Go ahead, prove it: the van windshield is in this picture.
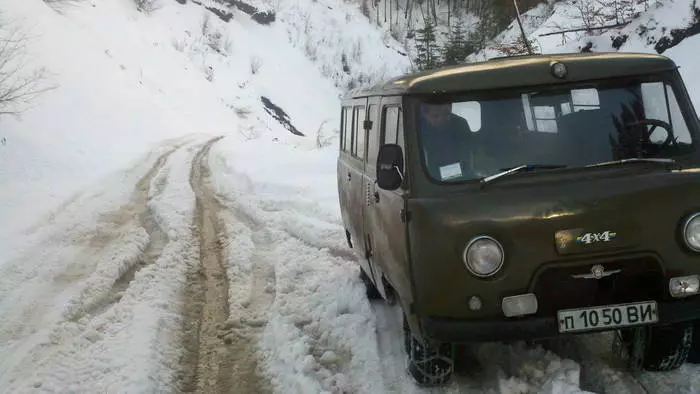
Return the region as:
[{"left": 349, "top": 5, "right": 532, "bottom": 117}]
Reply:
[{"left": 416, "top": 76, "right": 698, "bottom": 183}]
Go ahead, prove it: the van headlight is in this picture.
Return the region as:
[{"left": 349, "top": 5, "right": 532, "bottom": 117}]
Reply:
[
  {"left": 463, "top": 236, "right": 504, "bottom": 277},
  {"left": 683, "top": 213, "right": 700, "bottom": 252}
]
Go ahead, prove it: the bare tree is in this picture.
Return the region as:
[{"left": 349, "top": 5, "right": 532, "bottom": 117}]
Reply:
[
  {"left": 574, "top": 0, "right": 606, "bottom": 30},
  {"left": 0, "top": 18, "right": 51, "bottom": 117}
]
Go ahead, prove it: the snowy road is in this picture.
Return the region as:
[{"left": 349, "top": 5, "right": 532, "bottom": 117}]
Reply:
[{"left": 2, "top": 136, "right": 700, "bottom": 393}]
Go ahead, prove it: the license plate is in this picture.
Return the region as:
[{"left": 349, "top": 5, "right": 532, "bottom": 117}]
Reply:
[{"left": 557, "top": 301, "right": 658, "bottom": 333}]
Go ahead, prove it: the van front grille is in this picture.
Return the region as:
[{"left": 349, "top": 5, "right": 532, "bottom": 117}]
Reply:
[{"left": 530, "top": 257, "right": 665, "bottom": 316}]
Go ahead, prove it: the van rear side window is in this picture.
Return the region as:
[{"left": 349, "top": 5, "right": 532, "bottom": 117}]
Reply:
[
  {"left": 342, "top": 107, "right": 352, "bottom": 152},
  {"left": 353, "top": 106, "right": 366, "bottom": 159}
]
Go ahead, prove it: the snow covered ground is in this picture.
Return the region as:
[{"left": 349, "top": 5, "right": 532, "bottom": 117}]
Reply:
[{"left": 2, "top": 0, "right": 700, "bottom": 392}]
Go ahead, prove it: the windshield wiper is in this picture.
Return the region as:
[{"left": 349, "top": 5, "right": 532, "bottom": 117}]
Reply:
[
  {"left": 480, "top": 164, "right": 567, "bottom": 187},
  {"left": 585, "top": 158, "right": 680, "bottom": 169}
]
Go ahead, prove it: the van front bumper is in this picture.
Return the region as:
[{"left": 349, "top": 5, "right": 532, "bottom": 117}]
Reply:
[{"left": 421, "top": 296, "right": 700, "bottom": 343}]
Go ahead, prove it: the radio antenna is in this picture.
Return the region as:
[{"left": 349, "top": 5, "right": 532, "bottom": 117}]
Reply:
[{"left": 513, "top": 0, "right": 534, "bottom": 55}]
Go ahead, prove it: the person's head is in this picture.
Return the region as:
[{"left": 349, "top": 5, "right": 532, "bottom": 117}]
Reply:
[{"left": 421, "top": 102, "right": 452, "bottom": 128}]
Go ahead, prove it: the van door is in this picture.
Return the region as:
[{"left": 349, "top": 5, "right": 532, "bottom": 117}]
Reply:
[
  {"left": 337, "top": 105, "right": 354, "bottom": 247},
  {"left": 363, "top": 96, "right": 410, "bottom": 301},
  {"left": 339, "top": 99, "right": 369, "bottom": 268},
  {"left": 360, "top": 97, "right": 380, "bottom": 282}
]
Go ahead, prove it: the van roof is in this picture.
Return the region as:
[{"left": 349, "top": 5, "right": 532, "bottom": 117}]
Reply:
[{"left": 345, "top": 52, "right": 678, "bottom": 98}]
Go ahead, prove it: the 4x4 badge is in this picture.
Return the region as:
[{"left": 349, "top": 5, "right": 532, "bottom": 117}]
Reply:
[
  {"left": 576, "top": 230, "right": 617, "bottom": 244},
  {"left": 571, "top": 264, "right": 621, "bottom": 280}
]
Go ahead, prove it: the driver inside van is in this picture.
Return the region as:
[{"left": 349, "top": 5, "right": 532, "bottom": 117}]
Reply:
[{"left": 419, "top": 102, "right": 474, "bottom": 181}]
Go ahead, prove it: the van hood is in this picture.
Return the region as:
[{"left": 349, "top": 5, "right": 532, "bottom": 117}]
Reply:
[
  {"left": 415, "top": 167, "right": 700, "bottom": 255},
  {"left": 407, "top": 168, "right": 700, "bottom": 317}
]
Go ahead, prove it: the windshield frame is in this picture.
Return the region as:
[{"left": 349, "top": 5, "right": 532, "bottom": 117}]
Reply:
[{"left": 409, "top": 70, "right": 700, "bottom": 186}]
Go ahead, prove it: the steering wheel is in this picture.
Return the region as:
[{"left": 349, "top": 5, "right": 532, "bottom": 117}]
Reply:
[{"left": 624, "top": 119, "right": 677, "bottom": 149}]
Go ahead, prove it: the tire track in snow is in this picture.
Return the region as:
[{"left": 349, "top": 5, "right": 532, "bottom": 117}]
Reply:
[
  {"left": 219, "top": 217, "right": 277, "bottom": 391},
  {"left": 68, "top": 146, "right": 178, "bottom": 321},
  {"left": 181, "top": 136, "right": 272, "bottom": 393},
  {"left": 0, "top": 144, "right": 183, "bottom": 342},
  {"left": 0, "top": 140, "right": 196, "bottom": 391},
  {"left": 215, "top": 200, "right": 386, "bottom": 393}
]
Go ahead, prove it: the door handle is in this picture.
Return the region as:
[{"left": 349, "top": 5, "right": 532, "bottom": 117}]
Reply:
[
  {"left": 374, "top": 191, "right": 380, "bottom": 203},
  {"left": 347, "top": 172, "right": 352, "bottom": 181}
]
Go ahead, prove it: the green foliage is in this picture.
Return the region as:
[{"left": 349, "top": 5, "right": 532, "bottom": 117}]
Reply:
[
  {"left": 413, "top": 20, "right": 442, "bottom": 71},
  {"left": 443, "top": 21, "right": 474, "bottom": 66}
]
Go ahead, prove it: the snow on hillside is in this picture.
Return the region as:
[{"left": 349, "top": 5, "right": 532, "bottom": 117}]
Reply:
[
  {"left": 475, "top": 0, "right": 700, "bottom": 109},
  {"left": 274, "top": 0, "right": 412, "bottom": 90}
]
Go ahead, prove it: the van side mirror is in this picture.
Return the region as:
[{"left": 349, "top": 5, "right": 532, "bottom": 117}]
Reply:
[{"left": 377, "top": 144, "right": 404, "bottom": 190}]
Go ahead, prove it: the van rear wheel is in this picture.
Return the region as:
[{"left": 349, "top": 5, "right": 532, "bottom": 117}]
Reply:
[
  {"left": 402, "top": 314, "right": 455, "bottom": 386},
  {"left": 623, "top": 322, "right": 693, "bottom": 371}
]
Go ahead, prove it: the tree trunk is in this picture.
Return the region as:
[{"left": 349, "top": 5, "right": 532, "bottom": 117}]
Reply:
[
  {"left": 447, "top": 0, "right": 451, "bottom": 27},
  {"left": 390, "top": 0, "right": 393, "bottom": 26},
  {"left": 376, "top": 0, "right": 380, "bottom": 24}
]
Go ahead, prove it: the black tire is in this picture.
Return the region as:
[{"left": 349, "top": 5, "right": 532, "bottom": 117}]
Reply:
[
  {"left": 360, "top": 269, "right": 382, "bottom": 300},
  {"left": 403, "top": 314, "right": 455, "bottom": 386},
  {"left": 624, "top": 322, "right": 693, "bottom": 371},
  {"left": 686, "top": 321, "right": 700, "bottom": 364}
]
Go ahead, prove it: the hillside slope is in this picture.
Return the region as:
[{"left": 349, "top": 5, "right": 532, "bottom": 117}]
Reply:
[{"left": 0, "top": 0, "right": 410, "bottom": 242}]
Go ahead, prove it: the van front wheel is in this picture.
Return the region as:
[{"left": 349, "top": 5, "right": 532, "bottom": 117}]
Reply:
[
  {"left": 685, "top": 320, "right": 700, "bottom": 364},
  {"left": 403, "top": 315, "right": 455, "bottom": 386},
  {"left": 359, "top": 269, "right": 382, "bottom": 300},
  {"left": 623, "top": 322, "right": 693, "bottom": 371}
]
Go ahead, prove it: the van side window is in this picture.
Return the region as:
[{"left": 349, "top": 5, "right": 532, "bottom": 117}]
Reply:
[
  {"left": 366, "top": 104, "right": 379, "bottom": 162},
  {"left": 353, "top": 106, "right": 366, "bottom": 159},
  {"left": 383, "top": 106, "right": 399, "bottom": 145},
  {"left": 397, "top": 107, "right": 404, "bottom": 150},
  {"left": 343, "top": 106, "right": 352, "bottom": 152},
  {"left": 340, "top": 107, "right": 347, "bottom": 151}
]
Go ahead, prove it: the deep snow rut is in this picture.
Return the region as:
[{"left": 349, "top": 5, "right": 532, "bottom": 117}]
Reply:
[{"left": 182, "top": 136, "right": 271, "bottom": 393}]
